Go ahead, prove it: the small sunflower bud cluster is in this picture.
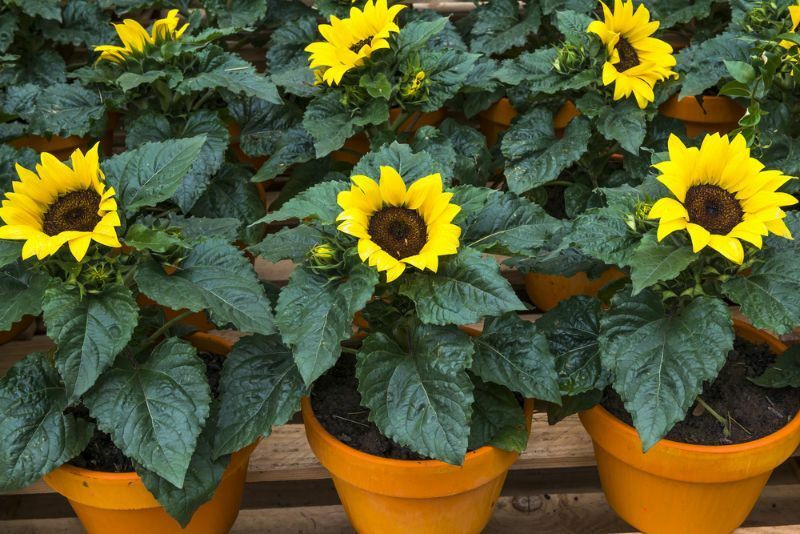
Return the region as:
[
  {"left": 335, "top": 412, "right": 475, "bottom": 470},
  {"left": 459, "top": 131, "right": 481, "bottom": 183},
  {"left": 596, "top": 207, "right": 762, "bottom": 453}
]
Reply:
[
  {"left": 625, "top": 201, "right": 654, "bottom": 232},
  {"left": 554, "top": 42, "right": 589, "bottom": 75}
]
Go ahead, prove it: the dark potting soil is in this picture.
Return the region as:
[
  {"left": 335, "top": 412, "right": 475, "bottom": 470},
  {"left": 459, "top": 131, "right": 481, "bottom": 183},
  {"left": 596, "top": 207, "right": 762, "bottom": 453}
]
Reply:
[
  {"left": 602, "top": 338, "right": 800, "bottom": 445},
  {"left": 69, "top": 351, "right": 225, "bottom": 473},
  {"left": 310, "top": 356, "right": 426, "bottom": 460}
]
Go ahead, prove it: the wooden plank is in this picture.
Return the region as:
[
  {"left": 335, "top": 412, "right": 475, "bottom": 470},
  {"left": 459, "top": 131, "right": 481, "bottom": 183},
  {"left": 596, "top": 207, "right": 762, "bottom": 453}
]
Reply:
[{"left": 4, "top": 486, "right": 799, "bottom": 533}]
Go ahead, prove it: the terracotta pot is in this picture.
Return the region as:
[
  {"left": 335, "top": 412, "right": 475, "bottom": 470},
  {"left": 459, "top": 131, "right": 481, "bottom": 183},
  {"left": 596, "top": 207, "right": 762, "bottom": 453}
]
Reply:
[
  {"left": 0, "top": 315, "right": 34, "bottom": 345},
  {"left": 659, "top": 95, "right": 745, "bottom": 137},
  {"left": 525, "top": 267, "right": 626, "bottom": 312},
  {"left": 579, "top": 320, "right": 800, "bottom": 534},
  {"left": 10, "top": 135, "right": 91, "bottom": 161},
  {"left": 43, "top": 332, "right": 257, "bottom": 534},
  {"left": 302, "top": 395, "right": 533, "bottom": 534},
  {"left": 332, "top": 108, "right": 447, "bottom": 165},
  {"left": 9, "top": 113, "right": 117, "bottom": 160}
]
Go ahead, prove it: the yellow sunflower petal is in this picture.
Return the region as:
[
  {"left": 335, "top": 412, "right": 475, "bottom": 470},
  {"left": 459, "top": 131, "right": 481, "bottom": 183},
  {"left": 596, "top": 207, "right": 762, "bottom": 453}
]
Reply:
[
  {"left": 685, "top": 223, "right": 711, "bottom": 252},
  {"left": 379, "top": 166, "right": 407, "bottom": 207},
  {"left": 648, "top": 197, "right": 688, "bottom": 221},
  {"left": 708, "top": 235, "right": 744, "bottom": 264},
  {"left": 656, "top": 218, "right": 687, "bottom": 241}
]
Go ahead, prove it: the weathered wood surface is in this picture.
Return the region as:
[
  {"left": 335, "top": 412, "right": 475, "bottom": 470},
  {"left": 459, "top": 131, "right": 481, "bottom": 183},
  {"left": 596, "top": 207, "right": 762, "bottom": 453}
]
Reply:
[{"left": 3, "top": 487, "right": 800, "bottom": 533}]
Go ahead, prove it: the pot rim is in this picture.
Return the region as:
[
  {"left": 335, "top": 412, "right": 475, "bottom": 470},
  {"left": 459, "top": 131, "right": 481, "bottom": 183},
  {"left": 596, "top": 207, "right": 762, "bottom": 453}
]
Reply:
[
  {"left": 585, "top": 318, "right": 799, "bottom": 454},
  {"left": 301, "top": 395, "right": 534, "bottom": 469},
  {"left": 53, "top": 331, "right": 237, "bottom": 481}
]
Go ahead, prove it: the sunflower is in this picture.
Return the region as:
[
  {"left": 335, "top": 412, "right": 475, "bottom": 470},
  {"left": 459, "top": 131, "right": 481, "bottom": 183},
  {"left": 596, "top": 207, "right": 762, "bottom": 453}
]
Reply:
[
  {"left": 336, "top": 167, "right": 461, "bottom": 282},
  {"left": 305, "top": 0, "right": 405, "bottom": 86},
  {"left": 95, "top": 9, "right": 188, "bottom": 64},
  {"left": 648, "top": 133, "right": 796, "bottom": 264},
  {"left": 0, "top": 143, "right": 122, "bottom": 262},
  {"left": 780, "top": 2, "right": 800, "bottom": 49},
  {"left": 588, "top": 0, "right": 678, "bottom": 109}
]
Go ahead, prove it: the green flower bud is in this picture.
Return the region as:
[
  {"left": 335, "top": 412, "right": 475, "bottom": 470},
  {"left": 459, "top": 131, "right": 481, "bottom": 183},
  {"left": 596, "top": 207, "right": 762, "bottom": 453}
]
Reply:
[{"left": 554, "top": 42, "right": 589, "bottom": 74}]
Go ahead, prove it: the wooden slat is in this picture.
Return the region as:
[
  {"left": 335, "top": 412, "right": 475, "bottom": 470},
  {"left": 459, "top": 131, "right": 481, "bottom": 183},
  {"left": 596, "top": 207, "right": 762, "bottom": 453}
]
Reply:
[{"left": 4, "top": 486, "right": 800, "bottom": 534}]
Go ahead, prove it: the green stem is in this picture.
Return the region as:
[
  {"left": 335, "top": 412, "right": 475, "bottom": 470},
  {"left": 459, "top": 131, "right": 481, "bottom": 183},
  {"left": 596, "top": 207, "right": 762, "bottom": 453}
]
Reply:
[
  {"left": 147, "top": 310, "right": 195, "bottom": 343},
  {"left": 341, "top": 346, "right": 359, "bottom": 355},
  {"left": 545, "top": 180, "right": 574, "bottom": 187},
  {"left": 696, "top": 396, "right": 731, "bottom": 437}
]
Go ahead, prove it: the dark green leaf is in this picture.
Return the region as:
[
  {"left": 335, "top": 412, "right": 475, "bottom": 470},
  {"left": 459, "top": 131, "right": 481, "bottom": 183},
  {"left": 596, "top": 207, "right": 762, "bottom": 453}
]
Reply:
[
  {"left": 600, "top": 290, "right": 733, "bottom": 450},
  {"left": 396, "top": 17, "right": 449, "bottom": 59},
  {"left": 178, "top": 47, "right": 280, "bottom": 104},
  {"left": 104, "top": 137, "right": 206, "bottom": 212},
  {"left": 276, "top": 264, "right": 378, "bottom": 384},
  {"left": 722, "top": 252, "right": 800, "bottom": 335},
  {"left": 472, "top": 313, "right": 560, "bottom": 403},
  {"left": 459, "top": 188, "right": 564, "bottom": 255},
  {"left": 356, "top": 325, "right": 474, "bottom": 464},
  {"left": 501, "top": 108, "right": 591, "bottom": 194},
  {"left": 352, "top": 141, "right": 445, "bottom": 185},
  {"left": 213, "top": 334, "right": 303, "bottom": 456},
  {"left": 249, "top": 225, "right": 325, "bottom": 262},
  {"left": 0, "top": 263, "right": 48, "bottom": 331},
  {"left": 468, "top": 375, "right": 528, "bottom": 452},
  {"left": 84, "top": 338, "right": 210, "bottom": 488},
  {"left": 43, "top": 284, "right": 138, "bottom": 400},
  {"left": 536, "top": 296, "right": 607, "bottom": 395},
  {"left": 750, "top": 346, "right": 800, "bottom": 389},
  {"left": 596, "top": 100, "right": 646, "bottom": 155},
  {"left": 398, "top": 247, "right": 524, "bottom": 325},
  {"left": 629, "top": 232, "right": 696, "bottom": 294},
  {"left": 135, "top": 239, "right": 274, "bottom": 334},
  {"left": 0, "top": 353, "right": 93, "bottom": 491},
  {"left": 137, "top": 430, "right": 228, "bottom": 527},
  {"left": 255, "top": 180, "right": 348, "bottom": 224},
  {"left": 124, "top": 224, "right": 184, "bottom": 253},
  {"left": 191, "top": 163, "right": 265, "bottom": 245},
  {"left": 676, "top": 33, "right": 750, "bottom": 98},
  {"left": 29, "top": 83, "right": 104, "bottom": 137}
]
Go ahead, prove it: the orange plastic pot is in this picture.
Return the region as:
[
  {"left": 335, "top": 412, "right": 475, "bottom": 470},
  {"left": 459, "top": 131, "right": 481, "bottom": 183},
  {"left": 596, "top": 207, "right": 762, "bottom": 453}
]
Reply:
[
  {"left": 478, "top": 98, "right": 580, "bottom": 148},
  {"left": 302, "top": 396, "right": 534, "bottom": 534},
  {"left": 332, "top": 108, "right": 446, "bottom": 165},
  {"left": 0, "top": 315, "right": 34, "bottom": 345},
  {"left": 43, "top": 332, "right": 258, "bottom": 534},
  {"left": 579, "top": 320, "right": 800, "bottom": 534},
  {"left": 659, "top": 95, "right": 745, "bottom": 137},
  {"left": 10, "top": 135, "right": 91, "bottom": 161},
  {"left": 525, "top": 267, "right": 626, "bottom": 311}
]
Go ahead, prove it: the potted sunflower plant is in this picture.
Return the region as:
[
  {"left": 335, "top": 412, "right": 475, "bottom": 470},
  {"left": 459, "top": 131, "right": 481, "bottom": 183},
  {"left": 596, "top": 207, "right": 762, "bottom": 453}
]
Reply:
[
  {"left": 0, "top": 139, "right": 279, "bottom": 533},
  {"left": 1, "top": 0, "right": 114, "bottom": 160},
  {"left": 490, "top": 0, "right": 679, "bottom": 311},
  {"left": 239, "top": 142, "right": 563, "bottom": 533},
  {"left": 539, "top": 131, "right": 800, "bottom": 533},
  {"left": 82, "top": 9, "right": 277, "bottom": 223},
  {"left": 249, "top": 0, "right": 478, "bottom": 190},
  {"left": 662, "top": 0, "right": 751, "bottom": 136}
]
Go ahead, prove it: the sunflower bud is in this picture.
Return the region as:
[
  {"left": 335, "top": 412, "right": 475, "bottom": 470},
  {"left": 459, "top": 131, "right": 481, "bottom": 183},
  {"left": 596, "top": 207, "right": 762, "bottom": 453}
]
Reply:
[
  {"left": 401, "top": 70, "right": 426, "bottom": 98},
  {"left": 626, "top": 201, "right": 653, "bottom": 231},
  {"left": 554, "top": 42, "right": 589, "bottom": 74},
  {"left": 310, "top": 244, "right": 337, "bottom": 265}
]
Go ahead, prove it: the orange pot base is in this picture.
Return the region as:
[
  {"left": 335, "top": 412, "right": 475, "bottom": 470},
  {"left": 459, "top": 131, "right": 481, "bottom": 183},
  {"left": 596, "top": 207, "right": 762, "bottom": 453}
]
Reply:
[
  {"left": 580, "top": 320, "right": 800, "bottom": 534},
  {"left": 302, "top": 397, "right": 533, "bottom": 534}
]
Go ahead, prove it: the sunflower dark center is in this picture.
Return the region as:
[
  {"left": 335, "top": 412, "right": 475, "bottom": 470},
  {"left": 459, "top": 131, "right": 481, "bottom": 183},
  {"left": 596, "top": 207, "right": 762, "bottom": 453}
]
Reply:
[
  {"left": 368, "top": 207, "right": 427, "bottom": 260},
  {"left": 349, "top": 37, "right": 371, "bottom": 53},
  {"left": 615, "top": 37, "right": 640, "bottom": 72},
  {"left": 684, "top": 184, "right": 743, "bottom": 235},
  {"left": 42, "top": 190, "right": 101, "bottom": 236}
]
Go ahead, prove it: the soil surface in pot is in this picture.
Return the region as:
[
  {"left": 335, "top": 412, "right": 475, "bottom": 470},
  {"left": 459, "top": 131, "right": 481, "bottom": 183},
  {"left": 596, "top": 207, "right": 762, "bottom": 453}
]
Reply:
[
  {"left": 69, "top": 351, "right": 225, "bottom": 472},
  {"left": 311, "top": 356, "right": 426, "bottom": 460},
  {"left": 603, "top": 337, "right": 800, "bottom": 445}
]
